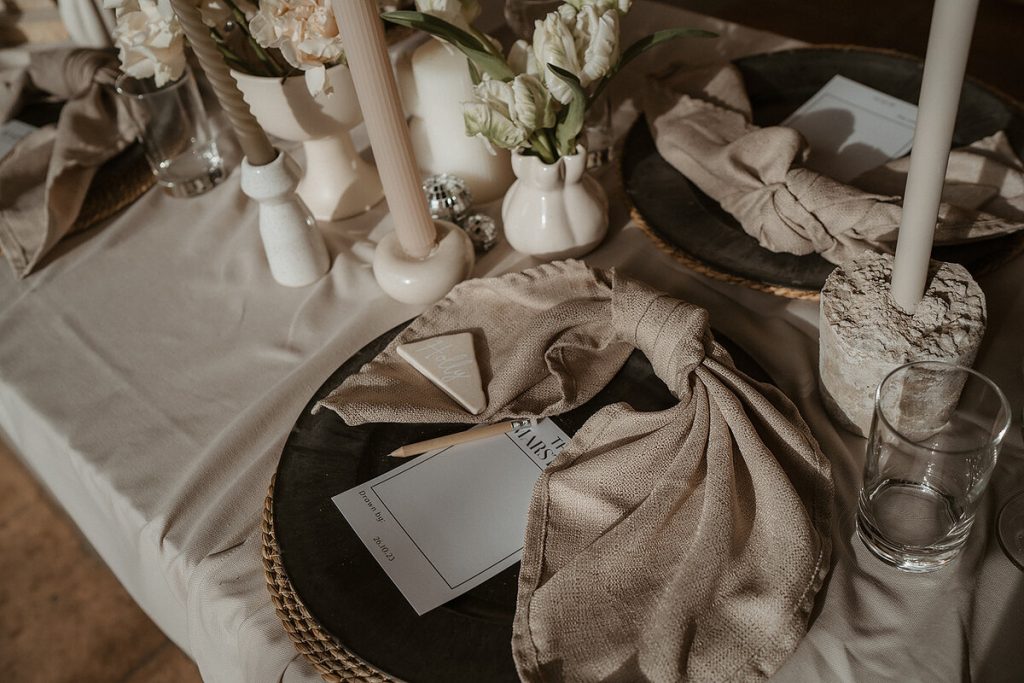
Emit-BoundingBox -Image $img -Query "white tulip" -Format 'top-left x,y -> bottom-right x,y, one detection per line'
573,4 -> 619,86
510,74 -> 556,131
530,4 -> 619,104
463,74 -> 556,150
463,101 -> 528,150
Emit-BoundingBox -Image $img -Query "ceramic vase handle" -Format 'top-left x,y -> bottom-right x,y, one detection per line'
240,151 -> 331,287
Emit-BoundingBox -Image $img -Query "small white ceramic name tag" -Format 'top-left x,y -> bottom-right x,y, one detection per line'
397,332 -> 487,415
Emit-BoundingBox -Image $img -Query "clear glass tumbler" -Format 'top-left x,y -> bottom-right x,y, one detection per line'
504,0 -> 562,40
115,67 -> 224,197
857,360 -> 1011,572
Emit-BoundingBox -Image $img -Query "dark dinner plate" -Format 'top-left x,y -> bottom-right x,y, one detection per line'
271,322 -> 769,680
623,46 -> 1024,298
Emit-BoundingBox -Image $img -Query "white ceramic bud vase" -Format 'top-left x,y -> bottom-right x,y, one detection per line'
240,151 -> 330,287
501,145 -> 608,260
232,63 -> 384,222
398,39 -> 514,204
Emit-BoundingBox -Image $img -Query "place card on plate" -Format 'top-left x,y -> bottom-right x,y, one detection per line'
332,418 -> 569,615
782,75 -> 918,182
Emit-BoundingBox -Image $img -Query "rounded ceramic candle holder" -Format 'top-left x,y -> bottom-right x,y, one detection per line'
240,151 -> 331,287
232,64 -> 384,222
373,220 -> 474,304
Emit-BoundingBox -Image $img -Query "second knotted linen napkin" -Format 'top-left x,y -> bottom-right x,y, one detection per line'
643,64 -> 1024,264
0,48 -> 136,277
318,261 -> 833,681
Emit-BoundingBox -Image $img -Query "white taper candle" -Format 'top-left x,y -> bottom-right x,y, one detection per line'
890,0 -> 980,313
331,0 -> 437,260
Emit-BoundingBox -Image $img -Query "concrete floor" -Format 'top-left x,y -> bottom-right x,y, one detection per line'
0,438 -> 202,683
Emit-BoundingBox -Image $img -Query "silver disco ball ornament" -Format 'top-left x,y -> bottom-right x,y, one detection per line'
461,213 -> 498,253
422,174 -> 473,224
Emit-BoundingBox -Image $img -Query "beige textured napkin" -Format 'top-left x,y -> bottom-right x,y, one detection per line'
643,65 -> 1024,264
0,48 -> 136,278
318,260 -> 833,682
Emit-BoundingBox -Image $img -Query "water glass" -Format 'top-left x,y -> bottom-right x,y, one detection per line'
115,67 -> 224,197
857,360 -> 1010,572
504,0 -> 561,40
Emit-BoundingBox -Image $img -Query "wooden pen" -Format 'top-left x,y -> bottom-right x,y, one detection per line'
388,418 -> 537,458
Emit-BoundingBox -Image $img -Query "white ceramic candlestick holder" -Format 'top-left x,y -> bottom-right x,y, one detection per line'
233,64 -> 384,222
240,151 -> 331,287
818,251 -> 986,436
373,220 -> 474,304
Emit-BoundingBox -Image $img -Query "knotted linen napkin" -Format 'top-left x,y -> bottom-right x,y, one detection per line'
643,64 -> 1024,264
0,48 -> 136,278
317,260 -> 833,682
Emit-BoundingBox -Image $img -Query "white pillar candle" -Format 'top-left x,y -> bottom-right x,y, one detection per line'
400,40 -> 515,204
890,0 -> 980,313
332,0 -> 437,260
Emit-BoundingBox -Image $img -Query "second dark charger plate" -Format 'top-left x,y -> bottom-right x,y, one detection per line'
272,321 -> 769,681
623,46 -> 1024,298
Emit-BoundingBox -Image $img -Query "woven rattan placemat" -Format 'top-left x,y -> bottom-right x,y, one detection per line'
73,143 -> 156,232
262,478 -> 396,683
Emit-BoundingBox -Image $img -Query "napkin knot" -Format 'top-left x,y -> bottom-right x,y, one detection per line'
612,274 -> 709,397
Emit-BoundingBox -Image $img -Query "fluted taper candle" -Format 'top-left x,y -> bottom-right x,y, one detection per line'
169,0 -> 276,167
890,0 -> 979,313
331,0 -> 437,260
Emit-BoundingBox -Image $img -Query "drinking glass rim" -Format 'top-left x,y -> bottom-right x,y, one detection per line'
114,67 -> 192,99
873,359 -> 1011,454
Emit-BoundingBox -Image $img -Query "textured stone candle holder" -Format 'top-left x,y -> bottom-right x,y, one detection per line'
818,251 -> 986,436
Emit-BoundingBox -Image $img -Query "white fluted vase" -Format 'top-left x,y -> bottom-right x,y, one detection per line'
232,63 -> 384,222
501,146 -> 608,260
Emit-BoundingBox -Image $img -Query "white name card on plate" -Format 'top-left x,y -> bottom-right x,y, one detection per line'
782,75 -> 918,183
333,418 -> 570,615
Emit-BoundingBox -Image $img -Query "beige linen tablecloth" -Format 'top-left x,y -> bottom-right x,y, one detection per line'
0,2 -> 1022,681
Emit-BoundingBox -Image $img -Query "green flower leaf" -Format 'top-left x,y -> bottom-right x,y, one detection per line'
382,11 -> 515,81
618,28 -> 717,73
547,63 -> 587,157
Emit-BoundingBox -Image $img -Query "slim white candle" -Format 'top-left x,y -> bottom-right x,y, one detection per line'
890,0 -> 980,313
331,0 -> 437,260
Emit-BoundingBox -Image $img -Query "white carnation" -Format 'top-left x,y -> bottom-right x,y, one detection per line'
249,0 -> 345,94
107,0 -> 185,87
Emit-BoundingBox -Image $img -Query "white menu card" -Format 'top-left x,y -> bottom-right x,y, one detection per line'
782,75 -> 918,182
333,418 -> 570,614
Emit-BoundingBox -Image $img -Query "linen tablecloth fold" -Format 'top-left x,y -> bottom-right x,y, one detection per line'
643,65 -> 1024,264
318,260 -> 834,682
0,48 -> 135,278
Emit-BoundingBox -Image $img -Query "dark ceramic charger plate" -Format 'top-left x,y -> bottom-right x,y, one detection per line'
271,322 -> 769,681
623,46 -> 1024,298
